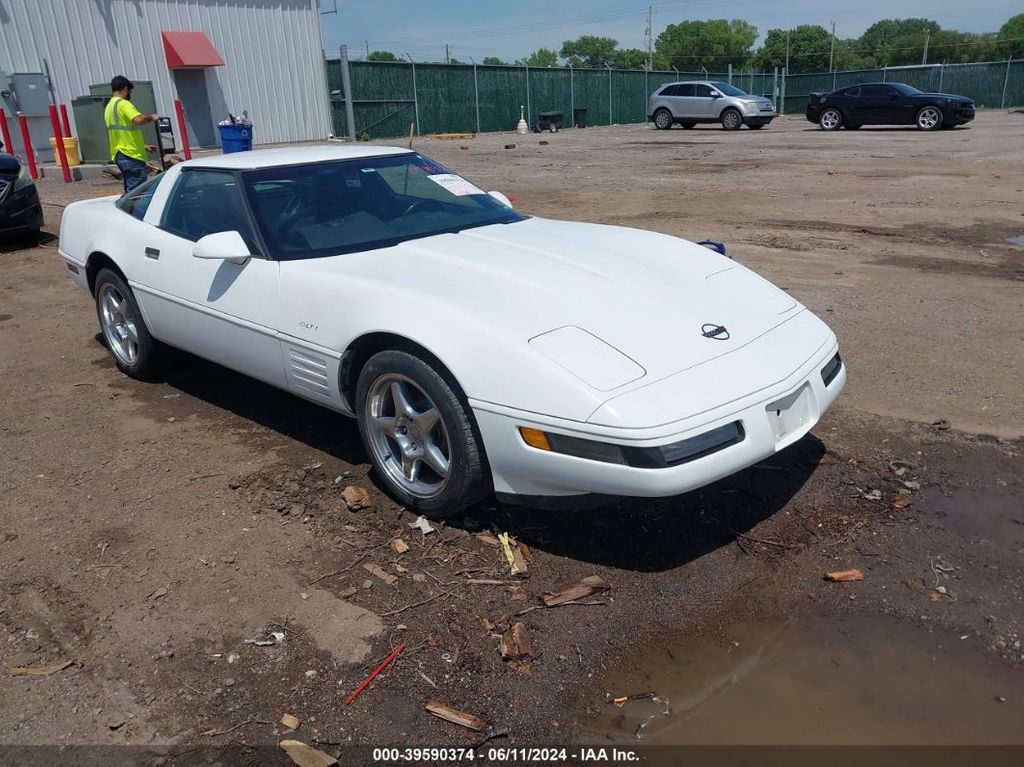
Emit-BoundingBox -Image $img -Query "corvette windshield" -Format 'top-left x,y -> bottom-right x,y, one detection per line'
243,154 -> 524,260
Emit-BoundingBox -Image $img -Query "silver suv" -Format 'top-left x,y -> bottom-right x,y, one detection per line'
648,81 -> 775,131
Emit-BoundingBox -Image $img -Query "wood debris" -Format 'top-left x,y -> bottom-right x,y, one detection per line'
824,569 -> 864,582
280,739 -> 338,767
280,713 -> 300,730
425,700 -> 488,731
543,575 -> 610,607
7,660 -> 74,676
363,563 -> 398,585
498,622 -> 533,660
342,486 -> 373,511
390,538 -> 409,554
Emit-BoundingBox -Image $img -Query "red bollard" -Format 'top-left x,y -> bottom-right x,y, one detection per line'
174,99 -> 191,160
0,108 -> 13,155
48,104 -> 72,183
16,113 -> 38,180
59,104 -> 72,138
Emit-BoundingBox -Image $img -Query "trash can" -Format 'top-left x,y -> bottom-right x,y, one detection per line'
218,123 -> 253,153
536,111 -> 563,132
573,107 -> 588,128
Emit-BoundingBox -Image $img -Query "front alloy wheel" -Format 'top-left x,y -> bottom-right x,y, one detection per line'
720,109 -> 742,131
356,350 -> 488,517
94,267 -> 162,379
916,106 -> 942,131
819,108 -> 842,130
653,109 -> 673,130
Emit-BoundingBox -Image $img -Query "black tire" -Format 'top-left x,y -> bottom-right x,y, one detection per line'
680,122 -> 696,129
355,349 -> 488,517
916,105 -> 943,131
818,108 -> 843,130
844,123 -> 862,130
94,267 -> 162,380
720,108 -> 743,131
653,109 -> 673,130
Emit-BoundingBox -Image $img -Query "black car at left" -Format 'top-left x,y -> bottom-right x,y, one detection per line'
806,82 -> 975,131
0,145 -> 44,237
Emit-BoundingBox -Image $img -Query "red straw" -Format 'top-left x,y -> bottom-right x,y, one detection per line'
344,641 -> 406,705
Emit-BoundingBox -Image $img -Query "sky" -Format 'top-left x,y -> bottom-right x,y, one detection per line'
318,0 -> 1021,61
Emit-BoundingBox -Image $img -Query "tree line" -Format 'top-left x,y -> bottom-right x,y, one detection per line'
363,14 -> 1024,73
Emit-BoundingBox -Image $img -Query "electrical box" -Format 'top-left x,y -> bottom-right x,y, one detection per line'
9,73 -> 51,116
71,96 -> 109,163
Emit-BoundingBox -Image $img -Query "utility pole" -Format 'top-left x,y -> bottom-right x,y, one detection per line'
922,30 -> 930,65
445,43 -> 450,64
829,21 -> 836,72
644,5 -> 653,71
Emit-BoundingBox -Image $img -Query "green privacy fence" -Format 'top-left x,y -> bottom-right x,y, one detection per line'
325,59 -> 1024,138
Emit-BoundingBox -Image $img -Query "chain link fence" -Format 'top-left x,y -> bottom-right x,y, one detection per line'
325,58 -> 1024,138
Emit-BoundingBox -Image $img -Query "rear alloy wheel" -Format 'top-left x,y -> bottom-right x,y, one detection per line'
916,106 -> 943,130
819,108 -> 842,130
720,108 -> 742,131
653,109 -> 673,130
356,350 -> 488,517
94,268 -> 162,379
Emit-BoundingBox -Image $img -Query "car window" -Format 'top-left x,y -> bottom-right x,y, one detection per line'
861,85 -> 893,98
161,170 -> 259,248
843,86 -> 861,97
693,84 -> 714,98
115,176 -> 161,221
243,153 -> 524,261
659,84 -> 680,96
675,83 -> 695,97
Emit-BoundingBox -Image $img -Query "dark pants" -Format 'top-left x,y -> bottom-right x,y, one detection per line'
115,152 -> 149,194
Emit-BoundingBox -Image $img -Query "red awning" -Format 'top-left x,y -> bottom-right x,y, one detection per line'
162,31 -> 225,69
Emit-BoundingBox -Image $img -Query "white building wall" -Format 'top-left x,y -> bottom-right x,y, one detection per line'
0,0 -> 331,151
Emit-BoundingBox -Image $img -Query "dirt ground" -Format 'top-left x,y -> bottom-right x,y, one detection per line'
1,112 -> 1022,761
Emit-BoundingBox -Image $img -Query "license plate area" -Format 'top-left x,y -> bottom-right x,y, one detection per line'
765,383 -> 814,444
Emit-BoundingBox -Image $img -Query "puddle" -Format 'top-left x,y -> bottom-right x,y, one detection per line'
926,487 -> 1024,547
583,614 -> 1024,744
1007,235 -> 1024,247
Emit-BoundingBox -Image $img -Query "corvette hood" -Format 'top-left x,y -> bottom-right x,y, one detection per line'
286,217 -> 801,391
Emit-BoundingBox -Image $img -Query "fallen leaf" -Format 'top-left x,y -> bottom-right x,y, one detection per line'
280,739 -> 338,767
281,713 -> 301,730
339,586 -> 359,598
892,498 -> 913,509
543,575 -> 610,607
424,700 -> 487,731
861,489 -> 882,501
474,533 -> 501,547
363,563 -> 398,585
342,486 -> 372,511
7,660 -> 74,676
824,569 -> 864,582
390,538 -> 409,554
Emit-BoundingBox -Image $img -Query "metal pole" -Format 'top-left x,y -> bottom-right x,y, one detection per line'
47,104 -> 71,183
832,71 -> 837,91
780,67 -> 787,115
728,63 -> 732,84
16,113 -> 37,180
410,60 -> 421,136
59,104 -> 71,137
0,108 -> 13,153
473,63 -> 480,133
939,63 -> 944,92
174,99 -> 192,160
607,65 -> 612,125
1002,58 -> 1013,109
569,66 -> 575,126
882,67 -> 887,83
773,67 -> 778,102
340,45 -> 357,141
525,65 -> 531,127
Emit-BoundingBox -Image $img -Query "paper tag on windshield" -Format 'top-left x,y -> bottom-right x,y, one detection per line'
427,173 -> 483,196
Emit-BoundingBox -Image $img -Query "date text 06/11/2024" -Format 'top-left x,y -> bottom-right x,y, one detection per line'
371,747 -> 640,762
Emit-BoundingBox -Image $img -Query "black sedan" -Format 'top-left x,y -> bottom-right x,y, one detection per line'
0,146 -> 43,236
806,82 -> 975,131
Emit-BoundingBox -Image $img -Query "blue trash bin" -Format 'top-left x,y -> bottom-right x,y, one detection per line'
218,123 -> 253,153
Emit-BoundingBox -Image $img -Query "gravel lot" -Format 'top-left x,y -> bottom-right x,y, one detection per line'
1,112 -> 1022,758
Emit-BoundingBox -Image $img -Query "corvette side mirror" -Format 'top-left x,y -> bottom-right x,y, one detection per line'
193,230 -> 252,265
488,190 -> 514,208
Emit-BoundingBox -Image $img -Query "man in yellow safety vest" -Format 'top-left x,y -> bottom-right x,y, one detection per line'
105,75 -> 160,193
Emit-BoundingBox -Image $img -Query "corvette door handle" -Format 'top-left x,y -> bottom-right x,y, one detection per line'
144,247 -> 160,260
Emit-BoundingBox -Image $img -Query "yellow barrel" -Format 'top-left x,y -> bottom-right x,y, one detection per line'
49,137 -> 81,166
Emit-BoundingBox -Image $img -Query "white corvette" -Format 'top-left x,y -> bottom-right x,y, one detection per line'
59,146 -> 845,515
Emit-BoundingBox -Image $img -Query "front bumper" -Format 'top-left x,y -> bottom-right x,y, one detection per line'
0,183 -> 43,234
473,342 -> 845,500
